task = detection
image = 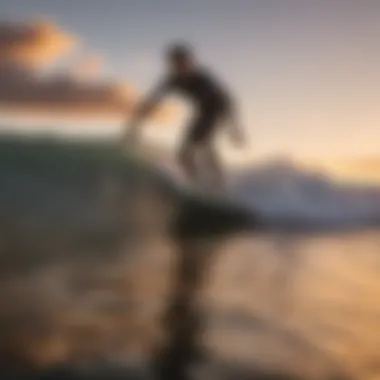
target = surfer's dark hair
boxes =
[166,42,193,62]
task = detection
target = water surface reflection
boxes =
[2,225,380,379]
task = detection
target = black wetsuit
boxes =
[143,68,232,147]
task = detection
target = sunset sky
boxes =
[0,0,379,163]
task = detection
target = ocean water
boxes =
[0,137,380,380]
[2,226,380,379]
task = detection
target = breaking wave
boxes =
[231,159,380,226]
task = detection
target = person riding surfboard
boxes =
[124,43,245,190]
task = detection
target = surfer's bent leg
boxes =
[178,115,203,183]
[178,141,197,183]
[202,143,224,190]
[178,108,221,187]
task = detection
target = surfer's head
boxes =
[166,42,194,74]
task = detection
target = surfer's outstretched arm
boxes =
[123,79,170,143]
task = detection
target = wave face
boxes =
[231,160,380,226]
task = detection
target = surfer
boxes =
[124,43,245,190]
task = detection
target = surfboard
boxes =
[124,140,256,224]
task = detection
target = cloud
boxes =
[70,54,104,80]
[0,20,76,69]
[0,74,135,120]
[0,20,173,123]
